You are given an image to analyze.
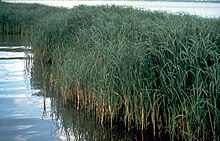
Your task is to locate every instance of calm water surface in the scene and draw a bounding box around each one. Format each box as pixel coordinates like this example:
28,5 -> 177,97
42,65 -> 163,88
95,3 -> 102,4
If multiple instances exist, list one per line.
0,35 -> 135,141
0,35 -> 60,141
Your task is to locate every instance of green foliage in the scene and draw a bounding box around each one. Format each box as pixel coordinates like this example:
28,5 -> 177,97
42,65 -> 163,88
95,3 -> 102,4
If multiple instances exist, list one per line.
31,5 -> 220,140
1,2 -> 220,140
0,2 -> 66,35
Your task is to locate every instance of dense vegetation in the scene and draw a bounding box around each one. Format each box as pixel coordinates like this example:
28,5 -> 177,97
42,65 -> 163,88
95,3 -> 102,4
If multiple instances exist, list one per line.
0,2 -> 65,35
1,2 -> 220,140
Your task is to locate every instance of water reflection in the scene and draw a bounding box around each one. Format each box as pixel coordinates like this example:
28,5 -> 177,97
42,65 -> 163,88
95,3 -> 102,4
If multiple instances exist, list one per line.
0,35 -> 152,140
30,60 -> 103,140
0,34 -> 23,46
31,59 -> 139,141
0,35 -> 59,141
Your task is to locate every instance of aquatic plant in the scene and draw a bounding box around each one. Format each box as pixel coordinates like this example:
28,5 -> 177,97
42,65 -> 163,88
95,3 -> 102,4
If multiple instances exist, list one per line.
30,5 -> 220,140
1,2 -> 219,140
0,2 -> 66,35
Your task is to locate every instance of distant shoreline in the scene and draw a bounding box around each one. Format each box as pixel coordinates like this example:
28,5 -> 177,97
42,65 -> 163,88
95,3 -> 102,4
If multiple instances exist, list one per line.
2,0 -> 220,2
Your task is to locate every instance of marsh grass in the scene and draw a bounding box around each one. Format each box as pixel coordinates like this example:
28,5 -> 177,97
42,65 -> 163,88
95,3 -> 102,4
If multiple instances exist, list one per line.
0,2 -> 66,35
30,5 -> 220,140
1,3 -> 220,140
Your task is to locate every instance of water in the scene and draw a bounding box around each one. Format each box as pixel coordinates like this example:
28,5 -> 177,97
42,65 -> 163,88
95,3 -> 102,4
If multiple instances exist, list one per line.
0,35 -> 60,140
4,0 -> 220,18
0,35 -> 136,141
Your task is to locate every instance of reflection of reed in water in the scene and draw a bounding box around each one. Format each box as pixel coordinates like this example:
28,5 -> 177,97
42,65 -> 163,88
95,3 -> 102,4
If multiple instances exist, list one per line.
24,46 -> 33,82
30,61 -> 137,141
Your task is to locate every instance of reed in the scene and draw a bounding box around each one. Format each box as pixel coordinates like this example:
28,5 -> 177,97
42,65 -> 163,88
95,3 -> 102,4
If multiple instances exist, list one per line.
0,2 -> 65,35
1,2 -> 219,140
31,5 -> 220,140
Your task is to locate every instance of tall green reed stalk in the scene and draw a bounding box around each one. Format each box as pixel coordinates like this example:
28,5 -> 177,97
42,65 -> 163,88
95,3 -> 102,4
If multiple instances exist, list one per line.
27,4 -> 220,140
0,2 -> 66,35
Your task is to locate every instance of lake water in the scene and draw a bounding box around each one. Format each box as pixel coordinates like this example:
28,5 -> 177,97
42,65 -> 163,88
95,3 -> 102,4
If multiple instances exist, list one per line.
4,0 -> 220,18
0,35 -> 60,141
0,35 -> 138,141
0,36 -> 58,140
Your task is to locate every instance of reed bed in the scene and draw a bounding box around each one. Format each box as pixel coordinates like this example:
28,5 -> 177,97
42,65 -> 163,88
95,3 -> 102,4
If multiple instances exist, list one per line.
30,5 -> 220,140
0,2 -> 65,35
1,2 -> 219,140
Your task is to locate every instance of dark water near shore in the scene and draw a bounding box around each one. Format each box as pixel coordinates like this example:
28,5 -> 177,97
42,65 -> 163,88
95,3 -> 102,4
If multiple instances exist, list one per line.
0,35 -> 138,141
